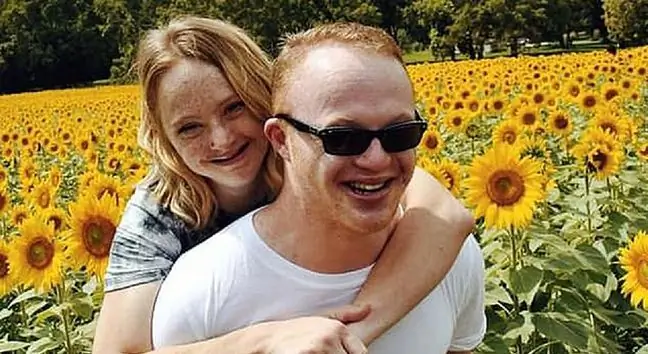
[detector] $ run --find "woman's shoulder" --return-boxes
[119,184,221,251]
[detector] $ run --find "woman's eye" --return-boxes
[178,123,201,136]
[224,101,245,117]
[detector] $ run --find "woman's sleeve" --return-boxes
[104,189,183,292]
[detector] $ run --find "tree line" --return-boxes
[1,0,647,94]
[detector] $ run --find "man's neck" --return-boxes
[253,193,397,274]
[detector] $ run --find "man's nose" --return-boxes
[354,138,391,171]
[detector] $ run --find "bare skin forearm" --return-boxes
[141,326,266,354]
[347,167,474,344]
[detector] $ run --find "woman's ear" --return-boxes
[264,118,291,162]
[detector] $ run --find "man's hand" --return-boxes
[262,317,368,354]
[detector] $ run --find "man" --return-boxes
[152,23,486,353]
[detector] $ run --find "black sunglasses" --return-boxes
[273,111,428,156]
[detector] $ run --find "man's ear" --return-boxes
[264,118,291,162]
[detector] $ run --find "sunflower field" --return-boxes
[0,46,648,353]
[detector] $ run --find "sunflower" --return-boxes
[589,107,632,143]
[637,143,648,162]
[436,159,463,197]
[0,181,9,216]
[578,91,599,112]
[443,109,470,134]
[516,104,541,131]
[27,181,57,210]
[492,119,522,146]
[42,206,68,232]
[464,144,544,230]
[48,165,63,189]
[0,241,15,297]
[0,166,7,184]
[86,173,131,206]
[517,135,550,163]
[619,231,648,310]
[65,193,121,279]
[8,214,64,293]
[19,159,37,181]
[9,204,31,227]
[600,83,621,102]
[420,128,444,155]
[547,109,573,137]
[572,128,624,180]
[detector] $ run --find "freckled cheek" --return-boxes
[176,140,210,166]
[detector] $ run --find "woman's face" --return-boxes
[156,58,268,193]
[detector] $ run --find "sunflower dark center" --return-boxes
[493,101,504,111]
[81,141,89,150]
[469,102,479,112]
[605,89,619,101]
[583,96,597,108]
[522,113,536,125]
[487,170,526,206]
[0,194,6,212]
[640,146,648,156]
[442,171,455,189]
[503,131,517,145]
[452,117,463,127]
[554,115,569,129]
[48,215,63,231]
[587,149,608,172]
[14,212,27,225]
[570,86,580,97]
[27,237,54,270]
[0,254,8,278]
[424,135,438,150]
[533,93,544,104]
[600,123,617,135]
[82,217,116,258]
[38,191,51,208]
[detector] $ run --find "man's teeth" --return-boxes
[349,182,386,191]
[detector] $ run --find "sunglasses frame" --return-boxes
[273,110,428,156]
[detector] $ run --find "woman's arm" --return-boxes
[345,166,475,344]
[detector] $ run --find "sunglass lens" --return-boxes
[381,124,426,153]
[322,130,372,156]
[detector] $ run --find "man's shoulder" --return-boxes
[450,235,484,276]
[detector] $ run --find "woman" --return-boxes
[92,16,474,354]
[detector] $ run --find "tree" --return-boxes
[0,0,118,93]
[603,0,648,46]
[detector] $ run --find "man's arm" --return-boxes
[345,166,474,343]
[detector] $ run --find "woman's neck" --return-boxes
[211,176,267,215]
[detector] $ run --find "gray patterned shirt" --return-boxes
[105,186,235,292]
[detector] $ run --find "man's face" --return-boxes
[280,45,417,234]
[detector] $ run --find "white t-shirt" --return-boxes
[152,209,486,353]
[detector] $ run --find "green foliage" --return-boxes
[603,0,648,46]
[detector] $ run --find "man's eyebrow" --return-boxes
[325,112,415,128]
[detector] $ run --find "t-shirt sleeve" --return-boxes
[104,189,182,292]
[449,236,487,352]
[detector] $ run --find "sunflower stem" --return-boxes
[584,171,592,238]
[57,281,74,354]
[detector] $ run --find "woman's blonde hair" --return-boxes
[136,16,283,229]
